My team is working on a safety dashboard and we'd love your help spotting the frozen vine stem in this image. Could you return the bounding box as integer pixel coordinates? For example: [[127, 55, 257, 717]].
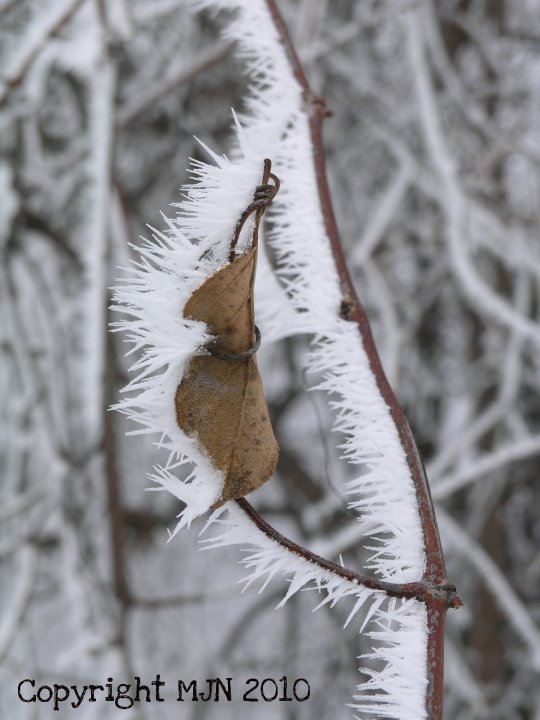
[[248, 2, 460, 716], [113, 1, 461, 718]]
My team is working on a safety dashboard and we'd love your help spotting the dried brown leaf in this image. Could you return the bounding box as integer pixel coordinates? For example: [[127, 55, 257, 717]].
[[175, 246, 279, 507]]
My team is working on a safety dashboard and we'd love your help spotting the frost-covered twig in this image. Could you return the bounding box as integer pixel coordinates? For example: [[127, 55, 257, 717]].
[[264, 0, 446, 581], [0, 0, 85, 105], [200, 501, 430, 720], [132, 583, 240, 608], [262, 3, 455, 717], [0, 545, 37, 663], [424, 2, 540, 170], [118, 42, 233, 126], [112, 1, 458, 717], [406, 6, 540, 345], [428, 272, 530, 481], [85, 51, 116, 445], [444, 638, 489, 717], [237, 498, 434, 602], [352, 163, 411, 267], [433, 436, 540, 500], [439, 510, 540, 669]]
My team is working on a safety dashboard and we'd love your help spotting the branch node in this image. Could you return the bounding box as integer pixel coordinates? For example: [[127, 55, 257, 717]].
[[424, 583, 463, 608], [339, 298, 357, 319], [302, 90, 329, 117]]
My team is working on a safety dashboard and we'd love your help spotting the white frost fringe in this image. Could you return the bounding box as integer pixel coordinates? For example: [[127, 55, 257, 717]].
[[112, 0, 429, 716], [201, 502, 427, 720]]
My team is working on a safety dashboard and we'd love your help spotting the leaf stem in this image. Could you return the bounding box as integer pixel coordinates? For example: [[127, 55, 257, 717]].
[[229, 159, 279, 262]]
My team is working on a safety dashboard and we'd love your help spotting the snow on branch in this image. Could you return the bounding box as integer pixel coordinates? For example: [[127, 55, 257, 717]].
[[0, 0, 85, 105], [406, 6, 540, 345], [201, 501, 428, 720], [114, 0, 425, 580], [112, 0, 434, 716], [433, 435, 540, 500], [439, 510, 540, 669]]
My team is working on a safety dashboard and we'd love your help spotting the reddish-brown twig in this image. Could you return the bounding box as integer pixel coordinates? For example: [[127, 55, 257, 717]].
[[229, 158, 280, 262], [237, 499, 460, 607], [219, 2, 460, 718]]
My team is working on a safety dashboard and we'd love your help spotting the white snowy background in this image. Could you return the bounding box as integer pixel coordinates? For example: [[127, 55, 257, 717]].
[[1, 1, 540, 719]]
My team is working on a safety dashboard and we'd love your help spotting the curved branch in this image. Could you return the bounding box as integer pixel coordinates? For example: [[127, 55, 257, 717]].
[[238, 3, 457, 718], [264, 0, 447, 591], [237, 498, 459, 605]]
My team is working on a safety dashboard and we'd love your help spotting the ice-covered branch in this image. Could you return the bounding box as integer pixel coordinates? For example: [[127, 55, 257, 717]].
[[406, 6, 540, 345], [118, 42, 233, 126], [200, 500, 429, 720], [0, 546, 37, 663], [433, 436, 540, 500], [111, 1, 459, 717], [84, 48, 116, 446], [0, 0, 85, 105], [352, 163, 411, 267], [439, 511, 540, 669]]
